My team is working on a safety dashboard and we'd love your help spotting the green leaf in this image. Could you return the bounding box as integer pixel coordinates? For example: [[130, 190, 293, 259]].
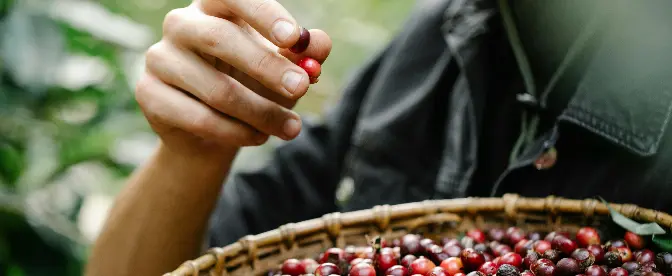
[[652, 234, 672, 252], [0, 141, 23, 187], [598, 197, 666, 235]]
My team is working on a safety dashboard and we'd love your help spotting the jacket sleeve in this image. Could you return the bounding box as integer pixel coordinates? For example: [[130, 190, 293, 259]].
[[205, 47, 389, 247]]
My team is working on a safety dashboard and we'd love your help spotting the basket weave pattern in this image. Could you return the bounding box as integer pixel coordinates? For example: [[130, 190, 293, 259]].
[[165, 194, 672, 276]]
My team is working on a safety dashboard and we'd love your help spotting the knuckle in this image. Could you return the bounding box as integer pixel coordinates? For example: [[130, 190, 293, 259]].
[[162, 8, 187, 37], [252, 51, 275, 78], [207, 75, 240, 108], [189, 111, 216, 135], [134, 76, 153, 106], [201, 22, 233, 49], [257, 104, 281, 131], [144, 43, 165, 70]]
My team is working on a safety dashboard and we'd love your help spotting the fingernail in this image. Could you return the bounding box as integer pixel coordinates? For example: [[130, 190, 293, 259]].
[[282, 70, 303, 94], [272, 20, 295, 43], [283, 118, 300, 138]]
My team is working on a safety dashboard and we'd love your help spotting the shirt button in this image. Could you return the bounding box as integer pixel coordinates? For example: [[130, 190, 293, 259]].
[[534, 146, 557, 170]]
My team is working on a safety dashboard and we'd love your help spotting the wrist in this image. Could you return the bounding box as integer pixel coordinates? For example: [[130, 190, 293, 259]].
[[155, 141, 239, 170]]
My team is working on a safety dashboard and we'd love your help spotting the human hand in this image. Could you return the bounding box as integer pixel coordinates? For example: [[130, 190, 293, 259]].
[[135, 0, 331, 155]]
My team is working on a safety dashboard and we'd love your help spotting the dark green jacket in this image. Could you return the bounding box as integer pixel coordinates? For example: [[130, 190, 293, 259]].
[[207, 0, 672, 247]]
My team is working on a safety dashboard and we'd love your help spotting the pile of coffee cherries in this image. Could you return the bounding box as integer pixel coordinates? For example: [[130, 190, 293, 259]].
[[273, 227, 672, 276]]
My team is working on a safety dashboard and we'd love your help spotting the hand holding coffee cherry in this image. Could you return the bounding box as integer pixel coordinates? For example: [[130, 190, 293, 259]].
[[271, 226, 671, 276], [136, 0, 332, 154]]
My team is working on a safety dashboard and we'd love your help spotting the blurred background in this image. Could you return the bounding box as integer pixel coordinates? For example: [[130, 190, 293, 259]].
[[0, 0, 414, 275]]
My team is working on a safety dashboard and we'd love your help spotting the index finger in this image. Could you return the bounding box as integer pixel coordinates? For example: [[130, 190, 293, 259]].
[[219, 0, 300, 48]]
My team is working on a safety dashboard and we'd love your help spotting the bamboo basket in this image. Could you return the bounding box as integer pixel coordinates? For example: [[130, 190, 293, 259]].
[[164, 194, 672, 276]]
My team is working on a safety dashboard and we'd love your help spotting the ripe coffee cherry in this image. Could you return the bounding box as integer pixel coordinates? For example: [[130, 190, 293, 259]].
[[515, 240, 534, 255], [386, 265, 409, 276], [441, 257, 465, 275], [444, 238, 461, 247], [497, 264, 521, 276], [621, 262, 639, 274], [624, 232, 645, 250], [571, 248, 596, 271], [506, 227, 526, 246], [281, 258, 306, 276], [431, 244, 452, 263], [319, 248, 344, 263], [421, 238, 436, 251], [534, 240, 552, 254], [605, 251, 623, 268], [484, 252, 494, 262], [556, 258, 581, 276], [494, 245, 513, 257], [462, 248, 487, 271], [429, 267, 450, 276], [606, 240, 628, 250], [298, 57, 321, 84], [466, 271, 487, 276], [468, 229, 487, 243], [445, 244, 464, 257], [587, 245, 606, 264], [654, 252, 672, 274], [576, 227, 601, 248], [349, 262, 376, 276], [552, 235, 578, 255], [475, 243, 489, 253], [531, 259, 556, 276], [301, 258, 319, 274], [543, 249, 562, 264], [314, 262, 341, 276], [609, 267, 629, 276], [455, 273, 467, 276], [528, 232, 542, 241], [614, 247, 633, 262], [377, 247, 399, 272], [401, 254, 418, 268], [521, 270, 535, 276], [636, 249, 655, 264], [289, 27, 310, 53], [490, 228, 506, 242], [463, 237, 476, 249], [639, 273, 664, 276], [401, 234, 423, 255], [500, 252, 523, 268], [479, 261, 499, 275], [585, 265, 607, 276], [410, 256, 436, 275], [523, 251, 541, 270], [545, 232, 568, 242]]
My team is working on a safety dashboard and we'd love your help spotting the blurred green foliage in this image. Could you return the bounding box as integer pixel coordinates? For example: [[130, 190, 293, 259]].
[[0, 0, 413, 275]]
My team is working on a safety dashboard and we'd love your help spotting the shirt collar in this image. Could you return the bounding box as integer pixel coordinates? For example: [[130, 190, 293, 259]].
[[442, 0, 672, 156]]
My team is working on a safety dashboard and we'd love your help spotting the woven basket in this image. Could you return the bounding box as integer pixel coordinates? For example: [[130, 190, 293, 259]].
[[164, 194, 672, 276]]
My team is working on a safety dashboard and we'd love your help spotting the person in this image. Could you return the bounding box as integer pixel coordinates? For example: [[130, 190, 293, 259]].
[[85, 0, 672, 275]]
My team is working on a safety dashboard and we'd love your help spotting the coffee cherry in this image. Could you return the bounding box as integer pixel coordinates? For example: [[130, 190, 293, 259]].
[[455, 273, 467, 276], [654, 252, 672, 274], [534, 240, 553, 255], [552, 235, 578, 255], [479, 261, 499, 275], [609, 267, 629, 276], [624, 232, 645, 250], [298, 57, 320, 84], [350, 257, 371, 266], [497, 264, 521, 276], [386, 265, 409, 276], [463, 237, 477, 249], [467, 271, 487, 276], [289, 27, 310, 53], [506, 227, 526, 246], [402, 254, 418, 268], [445, 244, 464, 257], [556, 258, 581, 276], [515, 240, 534, 255], [377, 247, 399, 272], [410, 256, 436, 275], [571, 248, 596, 271], [429, 267, 450, 276], [319, 248, 344, 263], [494, 245, 513, 257], [636, 249, 655, 264], [462, 248, 487, 271], [469, 229, 487, 243], [401, 234, 423, 256], [587, 245, 606, 264], [528, 232, 543, 241], [499, 252, 523, 268], [639, 272, 663, 276], [444, 238, 461, 247], [523, 251, 541, 270], [636, 262, 658, 275], [301, 258, 319, 274], [585, 265, 607, 276], [314, 262, 341, 276], [531, 259, 556, 276], [421, 238, 436, 251], [475, 243, 489, 253], [545, 232, 569, 242], [430, 244, 452, 263], [605, 251, 623, 268], [343, 245, 357, 263], [607, 240, 628, 251], [622, 261, 640, 274], [576, 227, 601, 248], [521, 270, 535, 276], [281, 258, 306, 276], [484, 252, 495, 262], [490, 229, 506, 242], [441, 257, 465, 275], [543, 249, 563, 264], [349, 262, 375, 276], [615, 247, 633, 263]]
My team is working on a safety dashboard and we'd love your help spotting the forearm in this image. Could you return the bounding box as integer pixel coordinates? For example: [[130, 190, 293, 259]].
[[85, 142, 237, 276]]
